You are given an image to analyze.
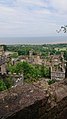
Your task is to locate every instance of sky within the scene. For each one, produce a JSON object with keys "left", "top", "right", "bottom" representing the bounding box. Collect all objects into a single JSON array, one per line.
[{"left": 0, "top": 0, "right": 67, "bottom": 37}]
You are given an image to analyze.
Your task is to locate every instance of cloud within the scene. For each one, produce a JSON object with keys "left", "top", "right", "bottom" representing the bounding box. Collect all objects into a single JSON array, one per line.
[
  {"left": 16, "top": 0, "right": 48, "bottom": 8},
  {"left": 0, "top": 0, "right": 16, "bottom": 5},
  {"left": 49, "top": 0, "right": 67, "bottom": 14},
  {"left": 0, "top": 0, "right": 67, "bottom": 37}
]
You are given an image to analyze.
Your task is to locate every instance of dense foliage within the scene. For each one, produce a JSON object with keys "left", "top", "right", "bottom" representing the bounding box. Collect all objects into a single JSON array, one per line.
[
  {"left": 8, "top": 61, "right": 50, "bottom": 83},
  {"left": 0, "top": 80, "right": 7, "bottom": 91},
  {"left": 0, "top": 76, "right": 13, "bottom": 91}
]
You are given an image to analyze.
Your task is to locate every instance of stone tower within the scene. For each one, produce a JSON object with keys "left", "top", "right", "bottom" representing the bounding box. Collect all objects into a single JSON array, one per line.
[
  {"left": 0, "top": 46, "right": 6, "bottom": 75},
  {"left": 29, "top": 50, "right": 33, "bottom": 63},
  {"left": 0, "top": 46, "right": 4, "bottom": 56}
]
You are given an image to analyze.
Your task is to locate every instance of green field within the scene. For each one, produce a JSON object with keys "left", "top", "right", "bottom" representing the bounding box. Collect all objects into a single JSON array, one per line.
[{"left": 55, "top": 47, "right": 67, "bottom": 51}]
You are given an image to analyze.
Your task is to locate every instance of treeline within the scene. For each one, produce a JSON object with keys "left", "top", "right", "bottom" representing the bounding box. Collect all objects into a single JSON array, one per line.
[
  {"left": 4, "top": 43, "right": 67, "bottom": 52},
  {"left": 1, "top": 44, "right": 67, "bottom": 60},
  {"left": 5, "top": 44, "right": 67, "bottom": 59}
]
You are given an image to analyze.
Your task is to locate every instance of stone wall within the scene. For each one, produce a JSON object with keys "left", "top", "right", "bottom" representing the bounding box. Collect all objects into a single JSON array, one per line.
[
  {"left": 51, "top": 71, "right": 65, "bottom": 80},
  {"left": 0, "top": 81, "right": 67, "bottom": 119}
]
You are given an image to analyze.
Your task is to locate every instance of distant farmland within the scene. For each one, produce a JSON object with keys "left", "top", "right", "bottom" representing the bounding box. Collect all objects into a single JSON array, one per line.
[{"left": 55, "top": 47, "right": 67, "bottom": 51}]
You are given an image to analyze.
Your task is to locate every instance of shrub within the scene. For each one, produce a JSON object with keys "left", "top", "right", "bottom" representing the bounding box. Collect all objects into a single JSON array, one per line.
[
  {"left": 48, "top": 79, "right": 55, "bottom": 85},
  {"left": 0, "top": 80, "right": 7, "bottom": 91}
]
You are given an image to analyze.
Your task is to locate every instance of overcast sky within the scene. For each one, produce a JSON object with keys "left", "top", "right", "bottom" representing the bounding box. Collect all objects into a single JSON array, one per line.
[{"left": 0, "top": 0, "right": 67, "bottom": 37}]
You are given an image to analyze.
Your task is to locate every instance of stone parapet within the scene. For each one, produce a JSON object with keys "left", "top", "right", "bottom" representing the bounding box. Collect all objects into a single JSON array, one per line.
[{"left": 0, "top": 81, "right": 67, "bottom": 119}]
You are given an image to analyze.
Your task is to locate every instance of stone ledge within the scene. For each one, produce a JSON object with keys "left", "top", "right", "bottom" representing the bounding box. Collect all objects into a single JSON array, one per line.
[
  {"left": 0, "top": 81, "right": 67, "bottom": 119},
  {"left": 0, "top": 84, "right": 48, "bottom": 119}
]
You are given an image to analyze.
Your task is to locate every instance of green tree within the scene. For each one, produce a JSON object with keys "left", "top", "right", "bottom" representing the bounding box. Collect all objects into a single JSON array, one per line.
[
  {"left": 0, "top": 80, "right": 7, "bottom": 91},
  {"left": 64, "top": 51, "right": 67, "bottom": 60},
  {"left": 40, "top": 64, "right": 45, "bottom": 77},
  {"left": 44, "top": 67, "right": 50, "bottom": 78},
  {"left": 4, "top": 77, "right": 13, "bottom": 89},
  {"left": 11, "top": 52, "right": 18, "bottom": 58}
]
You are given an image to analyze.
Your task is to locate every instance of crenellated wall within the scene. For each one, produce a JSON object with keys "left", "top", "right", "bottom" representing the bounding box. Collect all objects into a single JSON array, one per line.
[{"left": 0, "top": 81, "right": 67, "bottom": 119}]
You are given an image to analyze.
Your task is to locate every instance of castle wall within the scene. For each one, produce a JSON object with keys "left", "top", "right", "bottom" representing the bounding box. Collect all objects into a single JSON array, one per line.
[
  {"left": 1, "top": 64, "right": 6, "bottom": 74},
  {"left": 51, "top": 71, "right": 65, "bottom": 80}
]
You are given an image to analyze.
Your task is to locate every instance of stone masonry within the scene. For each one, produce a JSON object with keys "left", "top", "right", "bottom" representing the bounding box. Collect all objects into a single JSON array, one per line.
[
  {"left": 0, "top": 46, "right": 6, "bottom": 74},
  {"left": 50, "top": 53, "right": 65, "bottom": 80},
  {"left": 0, "top": 80, "right": 67, "bottom": 119}
]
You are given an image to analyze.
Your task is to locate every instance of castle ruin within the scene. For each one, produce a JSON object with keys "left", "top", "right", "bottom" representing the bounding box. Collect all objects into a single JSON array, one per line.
[
  {"left": 0, "top": 46, "right": 6, "bottom": 75},
  {"left": 50, "top": 52, "right": 65, "bottom": 80}
]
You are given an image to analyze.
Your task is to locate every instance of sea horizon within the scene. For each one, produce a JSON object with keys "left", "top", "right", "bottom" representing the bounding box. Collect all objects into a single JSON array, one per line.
[{"left": 0, "top": 36, "right": 67, "bottom": 45}]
